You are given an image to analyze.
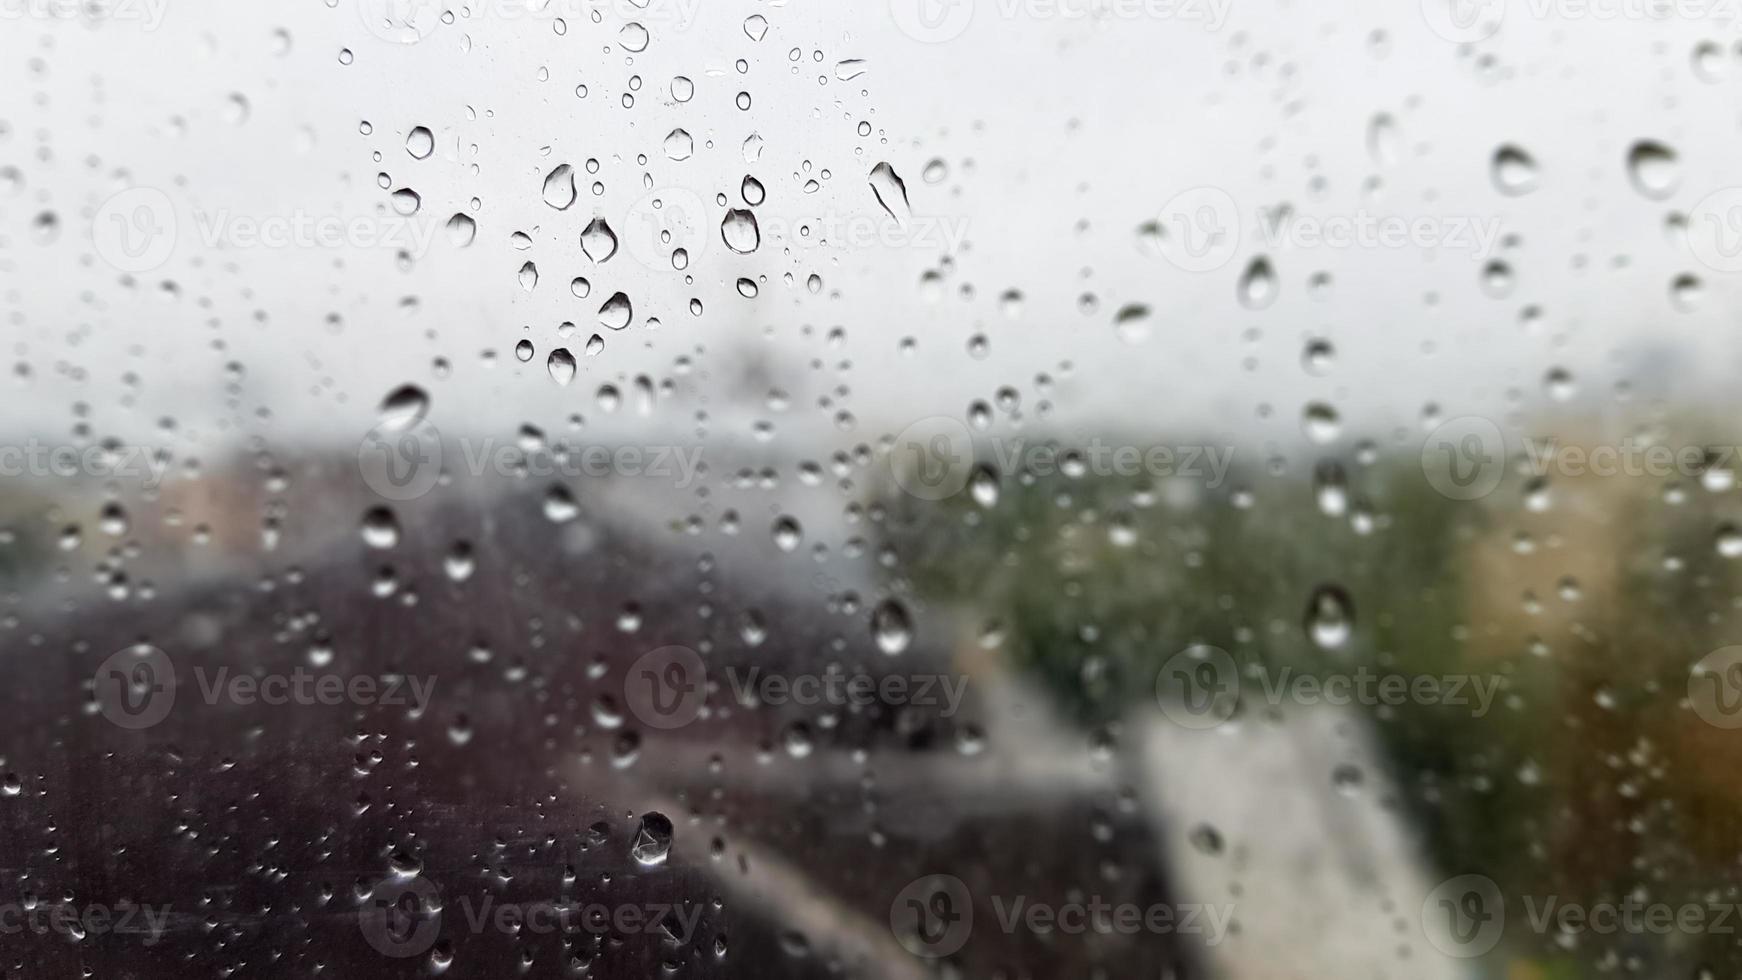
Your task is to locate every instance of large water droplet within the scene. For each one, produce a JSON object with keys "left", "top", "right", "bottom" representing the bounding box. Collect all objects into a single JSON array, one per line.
[
  {"left": 582, "top": 217, "right": 619, "bottom": 263},
  {"left": 868, "top": 162, "right": 910, "bottom": 224},
  {"left": 548, "top": 348, "right": 577, "bottom": 385},
  {"left": 379, "top": 385, "right": 430, "bottom": 431},
  {"left": 1491, "top": 145, "right": 1540, "bottom": 196},
  {"left": 1626, "top": 140, "right": 1680, "bottom": 200},
  {"left": 721, "top": 208, "right": 761, "bottom": 254},
  {"left": 543, "top": 164, "right": 577, "bottom": 210},
  {"left": 871, "top": 599, "right": 914, "bottom": 655},
  {"left": 598, "top": 292, "right": 633, "bottom": 331},
  {"left": 406, "top": 126, "right": 434, "bottom": 160},
  {"left": 1305, "top": 585, "right": 1355, "bottom": 651},
  {"left": 1238, "top": 256, "right": 1278, "bottom": 310}
]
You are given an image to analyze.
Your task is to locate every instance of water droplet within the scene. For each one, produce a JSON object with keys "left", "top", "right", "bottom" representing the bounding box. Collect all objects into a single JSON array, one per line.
[
  {"left": 1491, "top": 145, "right": 1540, "bottom": 196},
  {"left": 543, "top": 164, "right": 577, "bottom": 210},
  {"left": 406, "top": 126, "right": 434, "bottom": 159},
  {"left": 868, "top": 162, "right": 910, "bottom": 224},
  {"left": 379, "top": 385, "right": 430, "bottom": 431},
  {"left": 581, "top": 217, "right": 618, "bottom": 263},
  {"left": 361, "top": 507, "right": 400, "bottom": 549},
  {"left": 1237, "top": 256, "right": 1277, "bottom": 310},
  {"left": 618, "top": 22, "right": 649, "bottom": 52},
  {"left": 547, "top": 348, "right": 577, "bottom": 385},
  {"left": 1626, "top": 140, "right": 1680, "bottom": 200},
  {"left": 632, "top": 812, "right": 674, "bottom": 865},
  {"left": 743, "top": 14, "right": 768, "bottom": 40},
  {"left": 772, "top": 516, "right": 803, "bottom": 552},
  {"left": 1111, "top": 303, "right": 1152, "bottom": 344},
  {"left": 544, "top": 485, "right": 579, "bottom": 523},
  {"left": 598, "top": 292, "right": 633, "bottom": 331},
  {"left": 663, "top": 128, "right": 694, "bottom": 161},
  {"left": 871, "top": 599, "right": 914, "bottom": 655},
  {"left": 1303, "top": 403, "right": 1340, "bottom": 444},
  {"left": 444, "top": 213, "right": 476, "bottom": 247},
  {"left": 1718, "top": 524, "right": 1742, "bottom": 558},
  {"left": 721, "top": 208, "right": 761, "bottom": 253},
  {"left": 1367, "top": 113, "right": 1400, "bottom": 168},
  {"left": 1305, "top": 585, "right": 1355, "bottom": 650}
]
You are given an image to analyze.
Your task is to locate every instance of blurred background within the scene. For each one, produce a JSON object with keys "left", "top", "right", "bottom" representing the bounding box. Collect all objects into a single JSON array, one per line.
[{"left": 4, "top": 0, "right": 1742, "bottom": 976}]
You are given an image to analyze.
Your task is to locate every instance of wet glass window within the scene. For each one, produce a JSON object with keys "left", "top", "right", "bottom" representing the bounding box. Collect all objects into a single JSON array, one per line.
[{"left": 4, "top": 0, "right": 1742, "bottom": 977}]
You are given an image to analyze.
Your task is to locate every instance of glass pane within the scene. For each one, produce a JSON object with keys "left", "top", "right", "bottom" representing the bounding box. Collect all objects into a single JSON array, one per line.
[{"left": 4, "top": 1, "right": 1740, "bottom": 976}]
